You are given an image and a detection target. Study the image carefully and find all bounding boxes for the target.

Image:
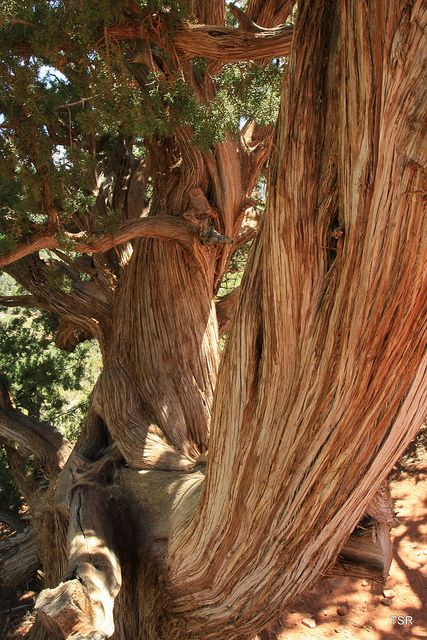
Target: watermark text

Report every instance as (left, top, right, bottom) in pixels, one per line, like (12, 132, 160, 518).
(390, 615, 413, 626)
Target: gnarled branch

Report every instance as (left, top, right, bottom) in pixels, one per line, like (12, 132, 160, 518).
(105, 18, 293, 63)
(0, 526, 39, 587)
(173, 22, 293, 62)
(0, 510, 28, 533)
(0, 378, 72, 477)
(0, 215, 231, 268)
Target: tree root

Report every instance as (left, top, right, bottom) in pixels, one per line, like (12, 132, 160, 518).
(35, 483, 122, 640)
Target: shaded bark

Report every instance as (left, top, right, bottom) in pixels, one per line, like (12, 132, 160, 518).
(0, 527, 39, 587)
(0, 509, 28, 532)
(0, 379, 71, 478)
(172, 22, 293, 63)
(329, 483, 397, 581)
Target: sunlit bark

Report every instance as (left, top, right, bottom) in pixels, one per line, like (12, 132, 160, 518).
(4, 2, 426, 640)
(167, 1, 426, 637)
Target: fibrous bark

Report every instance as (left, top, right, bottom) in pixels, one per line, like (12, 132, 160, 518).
(91, 127, 270, 468)
(0, 509, 27, 532)
(0, 526, 39, 587)
(0, 379, 71, 478)
(216, 287, 241, 337)
(0, 215, 218, 269)
(3, 2, 426, 640)
(166, 1, 426, 637)
(172, 22, 293, 63)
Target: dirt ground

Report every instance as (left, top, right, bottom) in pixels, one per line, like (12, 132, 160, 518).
(1, 449, 426, 640)
(269, 452, 427, 640)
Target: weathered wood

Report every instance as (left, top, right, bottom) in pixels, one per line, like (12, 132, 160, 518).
(0, 215, 215, 269)
(166, 1, 426, 637)
(104, 19, 293, 64)
(95, 129, 268, 468)
(6, 2, 426, 639)
(36, 484, 122, 640)
(329, 484, 396, 581)
(0, 509, 27, 532)
(0, 527, 39, 587)
(0, 378, 71, 478)
(173, 22, 293, 63)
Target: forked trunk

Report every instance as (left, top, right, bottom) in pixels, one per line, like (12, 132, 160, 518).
(13, 1, 426, 639)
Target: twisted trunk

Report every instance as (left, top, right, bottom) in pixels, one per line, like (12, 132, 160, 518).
(5, 1, 425, 639)
(165, 2, 426, 637)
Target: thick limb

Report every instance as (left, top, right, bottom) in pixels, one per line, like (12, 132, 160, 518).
(0, 378, 71, 478)
(35, 462, 123, 640)
(0, 527, 39, 587)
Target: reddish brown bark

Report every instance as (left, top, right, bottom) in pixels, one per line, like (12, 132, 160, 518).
(2, 2, 425, 640)
(166, 1, 426, 637)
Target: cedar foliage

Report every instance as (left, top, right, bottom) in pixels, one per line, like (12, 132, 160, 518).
(0, 0, 281, 255)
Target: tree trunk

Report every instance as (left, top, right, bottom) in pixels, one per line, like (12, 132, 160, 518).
(165, 0, 426, 637)
(10, 1, 426, 639)
(98, 238, 219, 464)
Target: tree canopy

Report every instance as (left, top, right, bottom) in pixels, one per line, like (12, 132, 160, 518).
(0, 0, 285, 268)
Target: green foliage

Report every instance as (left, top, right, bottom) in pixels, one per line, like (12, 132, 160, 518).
(0, 274, 101, 440)
(153, 62, 281, 150)
(218, 240, 252, 298)
(215, 63, 282, 127)
(0, 0, 283, 243)
(0, 448, 21, 511)
(0, 273, 101, 511)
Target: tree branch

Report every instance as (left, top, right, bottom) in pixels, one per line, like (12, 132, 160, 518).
(0, 526, 39, 587)
(235, 223, 258, 248)
(0, 215, 231, 268)
(173, 22, 293, 62)
(246, 0, 294, 27)
(0, 378, 72, 477)
(216, 287, 240, 337)
(229, 2, 282, 33)
(40, 176, 59, 233)
(0, 510, 28, 533)
(0, 295, 37, 308)
(105, 19, 293, 63)
(4, 256, 112, 353)
(6, 8, 293, 69)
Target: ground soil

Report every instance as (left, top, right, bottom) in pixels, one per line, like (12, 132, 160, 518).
(270, 444, 427, 640)
(1, 446, 426, 640)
